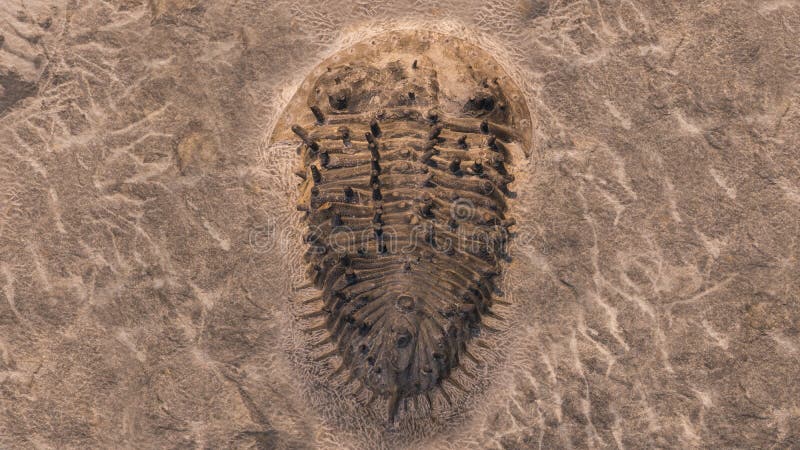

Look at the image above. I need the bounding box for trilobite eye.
[479,95,495,110]
[465,93,495,113]
[329,88,350,110]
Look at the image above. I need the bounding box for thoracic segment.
[289,50,525,424]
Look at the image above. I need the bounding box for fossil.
[271,30,532,425]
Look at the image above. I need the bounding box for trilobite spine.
[286,34,526,423]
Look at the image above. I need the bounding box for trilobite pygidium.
[271,31,532,424]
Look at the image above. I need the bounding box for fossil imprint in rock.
[270,31,532,424]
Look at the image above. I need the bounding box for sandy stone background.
[1,0,799,449]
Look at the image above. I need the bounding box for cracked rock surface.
[1,1,799,449]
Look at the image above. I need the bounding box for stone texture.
[0,0,798,449]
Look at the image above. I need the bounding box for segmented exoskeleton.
[273,31,531,424]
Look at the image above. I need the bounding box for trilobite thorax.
[271,31,531,424]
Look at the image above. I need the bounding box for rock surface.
[0,1,798,449]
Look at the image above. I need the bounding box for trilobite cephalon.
[271,31,532,424]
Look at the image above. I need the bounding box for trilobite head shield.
[270,30,532,424]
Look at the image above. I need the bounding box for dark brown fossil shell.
[271,30,531,425]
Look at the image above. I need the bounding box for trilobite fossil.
[271,31,532,425]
